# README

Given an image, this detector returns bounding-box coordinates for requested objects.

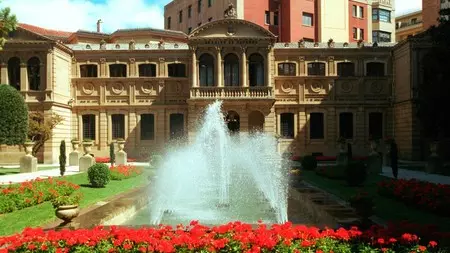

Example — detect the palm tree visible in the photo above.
[0,3,18,49]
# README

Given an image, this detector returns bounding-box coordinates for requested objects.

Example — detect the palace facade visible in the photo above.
[0,14,396,164]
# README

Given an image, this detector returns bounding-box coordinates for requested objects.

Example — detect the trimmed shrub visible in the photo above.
[109,142,115,166]
[301,155,317,171]
[0,85,28,145]
[59,140,66,176]
[345,161,367,186]
[87,163,110,188]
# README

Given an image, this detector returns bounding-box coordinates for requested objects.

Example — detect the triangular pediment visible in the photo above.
[7,27,53,42]
[189,19,276,40]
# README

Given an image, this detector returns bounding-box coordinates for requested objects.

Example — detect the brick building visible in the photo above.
[164,0,396,43]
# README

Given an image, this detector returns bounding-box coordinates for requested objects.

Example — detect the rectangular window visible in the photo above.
[198,0,202,12]
[372,8,391,22]
[309,113,324,139]
[168,63,186,77]
[188,5,192,18]
[352,27,358,39]
[339,112,354,139]
[208,0,212,7]
[307,62,326,76]
[337,62,355,77]
[82,114,96,140]
[179,10,183,23]
[167,17,171,29]
[80,64,98,77]
[140,114,155,140]
[359,6,364,18]
[352,5,357,17]
[360,28,364,40]
[138,64,156,77]
[278,63,296,76]
[265,11,270,24]
[111,114,125,140]
[372,30,391,42]
[109,64,127,77]
[303,38,314,42]
[280,113,295,139]
[368,112,383,140]
[302,12,313,26]
[170,114,184,140]
[366,62,385,76]
[274,12,279,25]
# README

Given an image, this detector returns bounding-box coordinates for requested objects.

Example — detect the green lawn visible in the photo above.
[301,170,450,231]
[0,166,58,176]
[0,167,153,236]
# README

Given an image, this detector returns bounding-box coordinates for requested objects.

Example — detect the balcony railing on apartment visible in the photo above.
[396,20,423,30]
[190,87,274,99]
[372,0,392,7]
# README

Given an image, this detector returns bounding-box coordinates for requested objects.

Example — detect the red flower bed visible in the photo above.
[377,179,450,216]
[0,221,437,252]
[0,178,79,214]
[110,165,143,180]
[95,157,137,163]
[290,156,368,162]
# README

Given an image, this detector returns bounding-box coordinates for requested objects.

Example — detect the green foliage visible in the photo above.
[50,192,82,209]
[0,5,18,49]
[59,140,66,176]
[87,163,110,188]
[345,161,367,186]
[28,112,64,156]
[0,85,28,145]
[301,155,317,171]
[109,143,115,166]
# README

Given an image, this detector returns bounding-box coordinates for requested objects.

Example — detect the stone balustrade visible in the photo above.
[190,87,274,99]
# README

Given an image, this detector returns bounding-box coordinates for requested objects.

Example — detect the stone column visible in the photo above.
[191,48,197,87]
[46,49,53,91]
[20,63,27,91]
[240,47,248,87]
[266,47,272,87]
[216,47,223,87]
[129,58,136,77]
[1,63,8,84]
[328,56,335,76]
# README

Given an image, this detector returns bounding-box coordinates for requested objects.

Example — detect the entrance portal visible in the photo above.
[226,111,240,134]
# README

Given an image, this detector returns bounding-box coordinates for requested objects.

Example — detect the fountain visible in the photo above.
[142,101,288,226]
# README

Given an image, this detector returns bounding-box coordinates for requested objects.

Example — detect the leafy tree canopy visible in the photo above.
[0,2,18,49]
[0,85,28,145]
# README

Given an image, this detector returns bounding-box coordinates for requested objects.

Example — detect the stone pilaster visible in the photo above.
[240,47,247,87]
[46,49,53,91]
[99,58,107,77]
[266,47,272,87]
[216,47,223,87]
[191,48,198,87]
[1,63,8,84]
[20,63,27,91]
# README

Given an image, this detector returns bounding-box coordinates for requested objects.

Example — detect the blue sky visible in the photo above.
[1,0,421,33]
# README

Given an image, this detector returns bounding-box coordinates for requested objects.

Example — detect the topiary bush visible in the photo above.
[87,163,110,188]
[59,140,66,176]
[345,161,367,186]
[109,142,115,166]
[301,155,317,171]
[0,85,28,145]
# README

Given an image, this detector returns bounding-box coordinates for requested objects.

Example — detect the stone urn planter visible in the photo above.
[55,205,80,222]
[23,141,34,156]
[71,140,80,152]
[82,141,94,155]
[117,139,126,151]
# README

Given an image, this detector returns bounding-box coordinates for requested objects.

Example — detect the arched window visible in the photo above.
[224,54,239,86]
[249,53,264,86]
[199,53,214,86]
[366,62,385,77]
[27,57,41,90]
[7,57,20,90]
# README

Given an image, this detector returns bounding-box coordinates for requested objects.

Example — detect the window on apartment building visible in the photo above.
[208,0,212,7]
[208,17,213,22]
[80,64,98,77]
[360,28,364,40]
[307,62,326,76]
[303,38,314,42]
[198,0,202,13]
[167,17,171,29]
[138,64,156,77]
[339,112,353,139]
[188,5,192,18]
[111,114,125,140]
[280,113,295,139]
[7,57,20,90]
[366,62,385,77]
[224,54,240,86]
[140,114,155,140]
[188,27,192,34]
[337,62,355,77]
[170,113,184,140]
[309,113,324,139]
[168,63,186,77]
[352,5,357,17]
[265,11,270,24]
[274,12,279,25]
[179,10,183,23]
[302,12,313,26]
[411,18,417,24]
[372,31,391,42]
[109,64,127,77]
[82,114,96,140]
[352,27,358,39]
[360,6,364,18]
[27,57,40,91]
[278,63,296,76]
[368,112,383,140]
[199,53,215,86]
[249,53,264,87]
[372,8,391,22]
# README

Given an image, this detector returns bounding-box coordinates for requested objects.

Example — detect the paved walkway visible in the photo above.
[0,162,150,184]
[380,166,450,185]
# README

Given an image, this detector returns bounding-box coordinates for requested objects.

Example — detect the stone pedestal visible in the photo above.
[367,152,382,174]
[79,155,95,172]
[116,140,127,165]
[336,143,348,166]
[20,142,37,173]
[426,142,442,174]
[69,141,81,166]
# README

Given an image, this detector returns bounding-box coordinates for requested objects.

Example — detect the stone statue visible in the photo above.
[224,3,237,19]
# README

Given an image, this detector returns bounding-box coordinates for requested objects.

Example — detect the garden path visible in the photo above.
[380,166,450,184]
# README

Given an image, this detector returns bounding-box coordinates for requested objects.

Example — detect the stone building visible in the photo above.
[395,10,424,42]
[0,12,395,164]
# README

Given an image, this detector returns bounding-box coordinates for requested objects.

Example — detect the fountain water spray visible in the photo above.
[149,100,288,225]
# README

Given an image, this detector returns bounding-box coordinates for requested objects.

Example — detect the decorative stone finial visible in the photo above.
[129,39,135,50]
[100,39,106,50]
[298,39,305,48]
[224,3,237,19]
[372,42,378,48]
[357,39,364,48]
[158,39,165,49]
[327,38,335,48]
[343,42,349,47]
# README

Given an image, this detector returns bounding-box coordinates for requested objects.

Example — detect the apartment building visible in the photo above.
[395,11,423,41]
[164,0,396,43]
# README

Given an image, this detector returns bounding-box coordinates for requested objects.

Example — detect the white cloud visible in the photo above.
[0,0,168,33]
[395,0,422,16]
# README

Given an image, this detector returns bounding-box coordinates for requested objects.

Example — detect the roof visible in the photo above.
[112,27,186,37]
[18,23,73,39]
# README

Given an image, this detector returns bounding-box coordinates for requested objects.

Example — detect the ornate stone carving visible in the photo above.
[370,81,383,93]
[129,58,135,63]
[111,82,124,95]
[226,24,236,36]
[141,82,156,94]
[224,3,237,19]
[100,58,106,63]
[100,39,106,50]
[310,82,323,93]
[159,57,165,63]
[129,40,135,50]
[340,82,352,93]
[281,81,294,93]
[82,83,94,95]
[48,48,54,54]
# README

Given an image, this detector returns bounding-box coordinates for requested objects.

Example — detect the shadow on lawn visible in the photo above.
[79,184,105,189]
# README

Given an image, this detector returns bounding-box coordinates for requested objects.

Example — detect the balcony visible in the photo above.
[189,87,274,100]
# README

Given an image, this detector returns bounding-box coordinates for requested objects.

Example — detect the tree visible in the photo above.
[416,8,450,140]
[109,142,115,166]
[59,140,66,176]
[0,3,18,49]
[0,85,28,145]
[28,112,64,156]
